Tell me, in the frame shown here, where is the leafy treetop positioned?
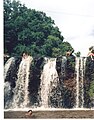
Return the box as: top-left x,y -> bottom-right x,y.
4,0 -> 74,57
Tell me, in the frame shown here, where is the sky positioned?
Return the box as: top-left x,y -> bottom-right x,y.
14,0 -> 94,56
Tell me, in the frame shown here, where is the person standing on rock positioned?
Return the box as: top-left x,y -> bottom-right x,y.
87,46 -> 94,61
66,49 -> 75,79
22,51 -> 29,60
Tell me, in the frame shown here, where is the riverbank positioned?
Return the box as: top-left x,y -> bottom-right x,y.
4,110 -> 94,119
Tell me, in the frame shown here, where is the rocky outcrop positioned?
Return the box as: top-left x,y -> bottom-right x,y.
28,57 -> 44,106
5,57 -> 22,88
52,56 -> 76,108
84,56 -> 94,108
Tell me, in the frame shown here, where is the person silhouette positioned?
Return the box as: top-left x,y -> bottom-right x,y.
22,51 -> 29,59
25,110 -> 32,117
87,46 -> 94,61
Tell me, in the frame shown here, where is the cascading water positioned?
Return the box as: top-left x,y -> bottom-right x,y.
4,81 -> 13,109
11,56 -> 33,108
4,57 -> 18,109
23,56 -> 33,107
4,57 -> 15,80
80,57 -> 84,108
40,58 -> 59,108
80,57 -> 86,108
75,57 -> 80,108
4,56 -> 93,110
75,57 -> 87,108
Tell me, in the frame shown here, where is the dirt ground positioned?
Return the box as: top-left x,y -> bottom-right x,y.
4,110 -> 94,119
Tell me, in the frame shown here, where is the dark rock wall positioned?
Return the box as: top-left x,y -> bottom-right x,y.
4,57 -> 22,108
28,57 -> 44,107
53,56 -> 76,108
5,57 -> 22,88
84,57 -> 94,108
63,55 -> 76,108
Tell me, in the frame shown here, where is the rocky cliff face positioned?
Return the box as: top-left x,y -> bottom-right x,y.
55,56 -> 76,108
84,56 -> 94,108
28,57 -> 44,107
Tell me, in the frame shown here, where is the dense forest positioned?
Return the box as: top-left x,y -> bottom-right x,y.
4,0 -> 74,57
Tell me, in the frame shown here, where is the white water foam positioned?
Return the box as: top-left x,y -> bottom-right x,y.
40,58 -> 59,108
4,57 -> 15,80
12,56 -> 33,108
4,107 -> 94,112
80,57 -> 86,108
75,57 -> 80,108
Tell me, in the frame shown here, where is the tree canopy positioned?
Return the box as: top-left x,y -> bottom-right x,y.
4,0 -> 74,57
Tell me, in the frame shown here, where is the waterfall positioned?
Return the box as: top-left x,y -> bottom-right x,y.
4,56 -> 91,109
23,56 -> 33,106
4,81 -> 12,108
4,57 -> 17,109
80,58 -> 84,108
75,57 -> 86,108
75,57 -> 80,108
40,58 -> 59,108
80,57 -> 86,108
4,57 -> 15,80
12,56 -> 33,108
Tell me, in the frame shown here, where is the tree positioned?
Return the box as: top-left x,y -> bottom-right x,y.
75,51 -> 81,57
4,0 -> 74,57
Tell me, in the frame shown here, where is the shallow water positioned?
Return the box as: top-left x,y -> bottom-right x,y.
4,110 -> 94,119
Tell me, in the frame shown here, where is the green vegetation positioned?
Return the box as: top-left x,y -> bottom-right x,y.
88,81 -> 94,98
4,0 -> 73,57
75,51 -> 81,57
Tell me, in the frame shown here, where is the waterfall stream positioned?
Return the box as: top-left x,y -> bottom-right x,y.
75,57 -> 80,108
4,56 -> 93,110
12,56 -> 33,108
80,58 -> 84,108
75,57 -> 87,108
4,57 -> 15,80
80,57 -> 86,108
40,58 -> 59,108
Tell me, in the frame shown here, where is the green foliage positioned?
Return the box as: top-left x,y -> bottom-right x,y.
59,42 -> 74,56
4,0 -> 73,57
75,51 -> 81,57
88,81 -> 94,99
